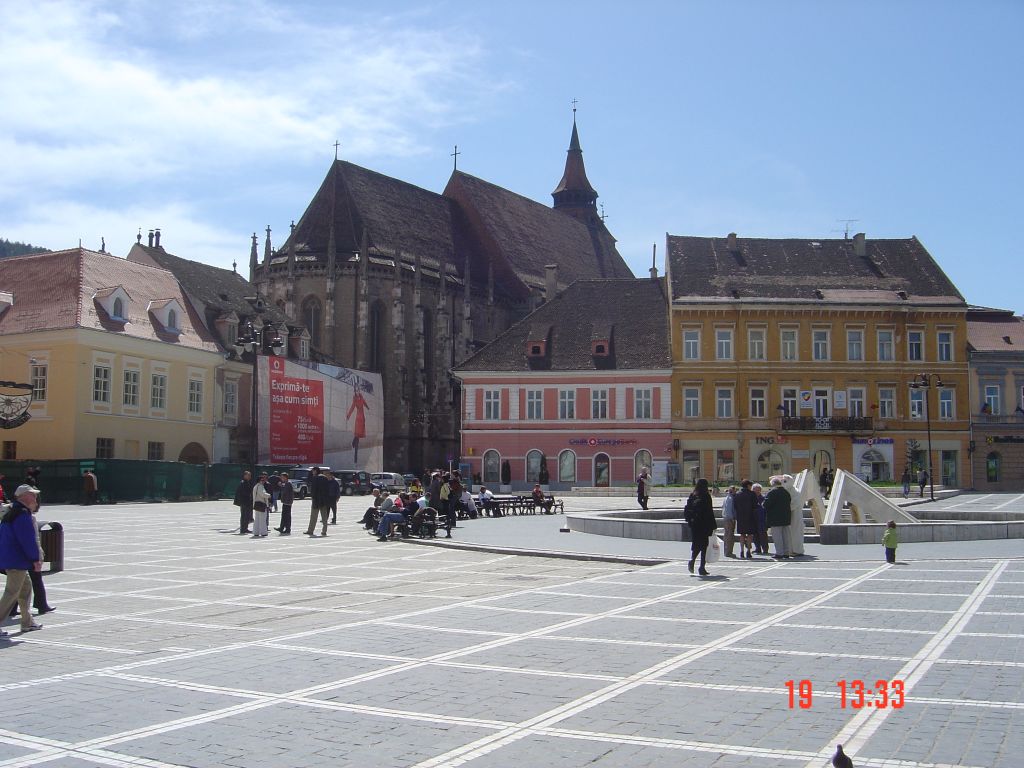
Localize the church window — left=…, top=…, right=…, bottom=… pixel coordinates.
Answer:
left=421, top=307, right=434, bottom=402
left=302, top=296, right=322, bottom=348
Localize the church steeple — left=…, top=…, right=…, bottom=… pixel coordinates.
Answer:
left=552, top=113, right=598, bottom=221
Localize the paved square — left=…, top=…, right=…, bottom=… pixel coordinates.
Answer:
left=1, top=496, right=1021, bottom=767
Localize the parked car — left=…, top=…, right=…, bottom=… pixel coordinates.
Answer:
left=335, top=469, right=371, bottom=495
left=371, top=472, right=406, bottom=493
left=286, top=466, right=331, bottom=499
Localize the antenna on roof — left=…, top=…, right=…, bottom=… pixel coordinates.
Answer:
left=836, top=219, right=860, bottom=239
left=599, top=203, right=607, bottom=222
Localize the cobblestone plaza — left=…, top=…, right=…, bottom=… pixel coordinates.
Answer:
left=1, top=495, right=1022, bottom=767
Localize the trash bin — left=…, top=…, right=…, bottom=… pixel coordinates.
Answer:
left=39, top=521, right=63, bottom=574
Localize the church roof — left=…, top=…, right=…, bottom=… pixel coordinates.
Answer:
left=280, top=160, right=457, bottom=269
left=445, top=170, right=633, bottom=292
left=667, top=234, right=965, bottom=305
left=454, top=279, right=671, bottom=373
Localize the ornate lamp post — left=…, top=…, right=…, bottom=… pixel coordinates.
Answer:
left=908, top=372, right=943, bottom=501
left=234, top=319, right=284, bottom=473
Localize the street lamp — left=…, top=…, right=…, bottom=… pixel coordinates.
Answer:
left=908, top=372, right=943, bottom=501
left=234, top=319, right=284, bottom=473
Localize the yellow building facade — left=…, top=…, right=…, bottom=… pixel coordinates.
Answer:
left=0, top=248, right=247, bottom=463
left=666, top=234, right=971, bottom=487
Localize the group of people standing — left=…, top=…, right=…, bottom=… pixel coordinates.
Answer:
left=685, top=475, right=805, bottom=575
left=0, top=477, right=56, bottom=637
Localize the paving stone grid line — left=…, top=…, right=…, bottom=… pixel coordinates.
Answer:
left=0, top=499, right=1021, bottom=768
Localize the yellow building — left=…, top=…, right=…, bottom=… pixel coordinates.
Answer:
left=665, top=233, right=970, bottom=487
left=0, top=247, right=248, bottom=463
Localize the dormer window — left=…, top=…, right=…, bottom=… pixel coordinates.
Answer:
left=528, top=342, right=545, bottom=357
left=592, top=340, right=610, bottom=357
left=93, top=286, right=132, bottom=323
left=147, top=298, right=185, bottom=335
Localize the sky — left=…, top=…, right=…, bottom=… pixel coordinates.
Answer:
left=2, top=0, right=1022, bottom=312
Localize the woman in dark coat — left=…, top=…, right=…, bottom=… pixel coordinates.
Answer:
left=733, top=479, right=758, bottom=559
left=684, top=478, right=717, bottom=576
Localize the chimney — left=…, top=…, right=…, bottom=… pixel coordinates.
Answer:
left=726, top=232, right=738, bottom=251
left=545, top=264, right=558, bottom=301
left=154, top=228, right=161, bottom=248
left=147, top=230, right=154, bottom=248
left=853, top=232, right=866, bottom=256
left=649, top=243, right=658, bottom=279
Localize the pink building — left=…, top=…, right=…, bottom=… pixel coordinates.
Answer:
left=454, top=279, right=671, bottom=489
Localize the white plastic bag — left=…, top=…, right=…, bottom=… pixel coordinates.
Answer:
left=706, top=534, right=721, bottom=563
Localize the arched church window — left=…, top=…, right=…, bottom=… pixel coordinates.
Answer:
left=302, top=296, right=322, bottom=348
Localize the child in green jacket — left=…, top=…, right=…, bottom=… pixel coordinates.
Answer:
left=883, top=521, right=898, bottom=564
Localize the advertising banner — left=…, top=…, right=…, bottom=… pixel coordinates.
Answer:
left=258, top=357, right=383, bottom=471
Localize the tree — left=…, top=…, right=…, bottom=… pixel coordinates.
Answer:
left=905, top=438, right=921, bottom=473
left=538, top=454, right=549, bottom=485
left=0, top=238, right=49, bottom=259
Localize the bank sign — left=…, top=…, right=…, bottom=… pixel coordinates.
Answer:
left=568, top=437, right=639, bottom=447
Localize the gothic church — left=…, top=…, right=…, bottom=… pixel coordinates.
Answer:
left=253, top=119, right=632, bottom=472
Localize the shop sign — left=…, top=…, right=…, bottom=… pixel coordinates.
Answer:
left=833, top=390, right=847, bottom=409
left=569, top=437, right=639, bottom=446
left=755, top=436, right=787, bottom=444
left=799, top=391, right=813, bottom=409
left=989, top=436, right=1024, bottom=444
left=853, top=438, right=894, bottom=445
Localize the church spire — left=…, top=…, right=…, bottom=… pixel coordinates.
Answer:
left=552, top=110, right=598, bottom=219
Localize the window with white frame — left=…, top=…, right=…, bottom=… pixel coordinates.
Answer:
left=30, top=363, right=47, bottom=402
left=683, top=328, right=700, bottom=360
left=937, top=331, right=953, bottom=362
left=939, top=388, right=954, bottom=420
left=123, top=369, right=140, bottom=407
left=592, top=388, right=608, bottom=419
left=559, top=390, right=575, bottom=419
left=483, top=450, right=501, bottom=484
left=985, top=384, right=1001, bottom=415
left=748, top=328, right=766, bottom=360
left=112, top=297, right=125, bottom=319
left=878, top=387, right=896, bottom=419
left=781, top=387, right=797, bottom=416
left=781, top=328, right=798, bottom=361
left=151, top=373, right=167, bottom=410
left=877, top=329, right=894, bottom=361
left=812, top=328, right=830, bottom=361
left=908, top=330, right=924, bottom=361
left=93, top=365, right=111, bottom=403
left=634, top=388, right=652, bottom=419
left=224, top=380, right=238, bottom=418
left=526, top=390, right=543, bottom=420
left=846, top=329, right=864, bottom=361
left=558, top=450, right=576, bottom=483
left=749, top=387, right=766, bottom=418
left=715, top=329, right=733, bottom=360
left=848, top=387, right=865, bottom=417
left=95, top=437, right=114, bottom=459
left=683, top=386, right=700, bottom=418
left=716, top=387, right=733, bottom=418
left=910, top=388, right=924, bottom=419
left=483, top=390, right=500, bottom=420
left=188, top=379, right=204, bottom=415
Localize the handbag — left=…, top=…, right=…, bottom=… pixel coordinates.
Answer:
left=706, top=534, right=721, bottom=563
left=253, top=501, right=267, bottom=512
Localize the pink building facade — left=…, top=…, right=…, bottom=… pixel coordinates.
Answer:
left=454, top=278, right=672, bottom=490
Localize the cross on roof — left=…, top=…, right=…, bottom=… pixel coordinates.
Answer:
left=334, top=140, right=340, bottom=160
left=451, top=144, right=461, bottom=171
left=571, top=97, right=578, bottom=114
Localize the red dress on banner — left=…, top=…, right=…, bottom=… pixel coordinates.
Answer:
left=347, top=391, right=368, bottom=438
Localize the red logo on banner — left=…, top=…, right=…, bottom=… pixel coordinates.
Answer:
left=267, top=358, right=324, bottom=464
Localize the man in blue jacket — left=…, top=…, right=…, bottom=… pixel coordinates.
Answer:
left=0, top=484, right=44, bottom=636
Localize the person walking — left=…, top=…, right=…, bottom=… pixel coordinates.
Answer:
left=326, top=470, right=341, bottom=525
left=304, top=467, right=331, bottom=537
left=233, top=470, right=254, bottom=534
left=764, top=476, right=792, bottom=559
left=721, top=486, right=737, bottom=557
left=883, top=521, right=898, bottom=563
left=636, top=468, right=651, bottom=510
left=0, top=485, right=45, bottom=636
left=276, top=473, right=293, bottom=534
left=683, top=478, right=716, bottom=576
left=734, top=480, right=758, bottom=559
left=82, top=470, right=99, bottom=505
left=918, top=468, right=928, bottom=498
left=901, top=467, right=911, bottom=499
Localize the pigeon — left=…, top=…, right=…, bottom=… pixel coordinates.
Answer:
left=832, top=744, right=854, bottom=768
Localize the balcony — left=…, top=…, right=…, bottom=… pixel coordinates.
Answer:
left=779, top=416, right=873, bottom=434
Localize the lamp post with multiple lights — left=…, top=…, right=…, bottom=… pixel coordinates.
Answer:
left=234, top=318, right=284, bottom=473
left=908, top=372, right=943, bottom=501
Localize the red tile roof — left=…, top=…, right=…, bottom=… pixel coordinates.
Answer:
left=0, top=248, right=220, bottom=352
left=967, top=314, right=1024, bottom=352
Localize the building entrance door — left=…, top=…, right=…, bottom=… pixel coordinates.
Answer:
left=594, top=453, right=610, bottom=487
left=941, top=451, right=958, bottom=487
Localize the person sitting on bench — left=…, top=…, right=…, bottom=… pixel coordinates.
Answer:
left=532, top=484, right=554, bottom=514
left=478, top=486, right=498, bottom=517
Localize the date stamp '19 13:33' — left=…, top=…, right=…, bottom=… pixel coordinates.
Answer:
left=786, top=679, right=906, bottom=710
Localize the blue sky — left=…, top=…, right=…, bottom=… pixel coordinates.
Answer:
left=2, top=0, right=1022, bottom=311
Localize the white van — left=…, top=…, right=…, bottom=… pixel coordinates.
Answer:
left=371, top=472, right=406, bottom=493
